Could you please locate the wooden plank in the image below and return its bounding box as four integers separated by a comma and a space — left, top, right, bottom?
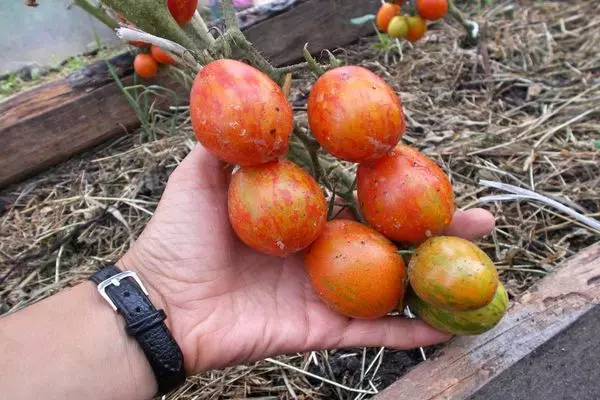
244, 0, 378, 66
375, 242, 600, 400
0, 0, 377, 188
0, 73, 187, 188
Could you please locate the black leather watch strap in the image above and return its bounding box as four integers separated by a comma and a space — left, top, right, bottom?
90, 265, 185, 395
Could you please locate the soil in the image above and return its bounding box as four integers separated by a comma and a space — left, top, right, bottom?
470, 305, 600, 400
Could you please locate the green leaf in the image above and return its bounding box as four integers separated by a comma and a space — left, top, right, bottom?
350, 14, 376, 25
595, 140, 600, 149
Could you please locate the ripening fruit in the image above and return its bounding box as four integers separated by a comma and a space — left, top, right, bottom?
190, 59, 293, 166
228, 159, 327, 256
167, 0, 198, 26
407, 283, 508, 335
416, 0, 448, 21
307, 66, 405, 163
409, 236, 500, 311
133, 53, 158, 78
406, 15, 427, 42
305, 220, 407, 319
376, 3, 401, 33
151, 45, 175, 65
387, 15, 409, 39
357, 144, 455, 244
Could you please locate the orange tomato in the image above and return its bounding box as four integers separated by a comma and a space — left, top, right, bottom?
305, 220, 407, 319
406, 15, 427, 42
151, 45, 175, 65
133, 53, 158, 78
307, 66, 405, 163
167, 0, 198, 26
190, 59, 293, 166
356, 144, 455, 244
228, 159, 327, 256
416, 0, 448, 21
376, 3, 401, 32
409, 236, 499, 311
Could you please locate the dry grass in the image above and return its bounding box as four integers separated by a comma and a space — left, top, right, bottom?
1, 0, 599, 398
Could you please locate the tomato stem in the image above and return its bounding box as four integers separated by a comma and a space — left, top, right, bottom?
294, 127, 323, 182
303, 44, 326, 77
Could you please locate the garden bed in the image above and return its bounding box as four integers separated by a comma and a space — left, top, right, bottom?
1, 0, 599, 399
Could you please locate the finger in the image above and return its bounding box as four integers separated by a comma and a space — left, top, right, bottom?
444, 208, 495, 240
329, 316, 452, 350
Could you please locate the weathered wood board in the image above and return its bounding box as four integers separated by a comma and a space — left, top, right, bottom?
375, 242, 600, 400
0, 0, 378, 188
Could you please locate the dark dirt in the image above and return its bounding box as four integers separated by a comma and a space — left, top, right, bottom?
305, 346, 441, 398
469, 305, 600, 400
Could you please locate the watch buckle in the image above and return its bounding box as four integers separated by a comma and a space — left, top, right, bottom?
97, 271, 149, 311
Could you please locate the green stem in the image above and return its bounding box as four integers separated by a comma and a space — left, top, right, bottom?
276, 62, 309, 74
221, 0, 238, 30
191, 11, 215, 46
73, 0, 118, 30
294, 127, 323, 182
101, 0, 198, 51
303, 44, 325, 76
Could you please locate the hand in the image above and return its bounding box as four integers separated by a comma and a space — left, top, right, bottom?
119, 145, 496, 374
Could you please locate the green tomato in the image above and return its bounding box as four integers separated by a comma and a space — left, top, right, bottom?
387, 15, 409, 39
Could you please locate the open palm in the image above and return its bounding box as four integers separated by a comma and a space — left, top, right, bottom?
120, 145, 495, 374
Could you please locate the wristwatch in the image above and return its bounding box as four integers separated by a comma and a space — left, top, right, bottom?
90, 265, 186, 395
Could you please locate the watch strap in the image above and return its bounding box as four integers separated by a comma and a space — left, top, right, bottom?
90, 265, 185, 395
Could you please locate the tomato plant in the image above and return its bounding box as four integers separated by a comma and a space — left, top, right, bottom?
167, 0, 198, 26
406, 15, 427, 42
416, 0, 449, 21
190, 59, 293, 166
305, 220, 407, 319
408, 236, 499, 311
307, 66, 405, 163
150, 45, 175, 64
133, 53, 158, 78
357, 144, 455, 244
228, 159, 327, 256
376, 2, 401, 33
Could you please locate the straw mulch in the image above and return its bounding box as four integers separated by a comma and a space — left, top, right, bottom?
1, 0, 599, 398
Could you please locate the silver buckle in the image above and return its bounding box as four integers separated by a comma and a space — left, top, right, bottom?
97, 271, 149, 311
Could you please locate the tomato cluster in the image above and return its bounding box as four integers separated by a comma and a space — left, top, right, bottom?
189, 57, 505, 333
376, 0, 448, 42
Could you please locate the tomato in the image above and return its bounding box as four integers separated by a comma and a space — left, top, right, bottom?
305, 220, 407, 319
387, 15, 409, 39
416, 0, 448, 21
133, 53, 158, 78
357, 144, 455, 244
406, 15, 427, 42
376, 3, 401, 32
409, 236, 499, 311
228, 159, 327, 256
151, 45, 175, 65
190, 59, 293, 166
407, 283, 508, 336
307, 66, 405, 163
167, 0, 198, 26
